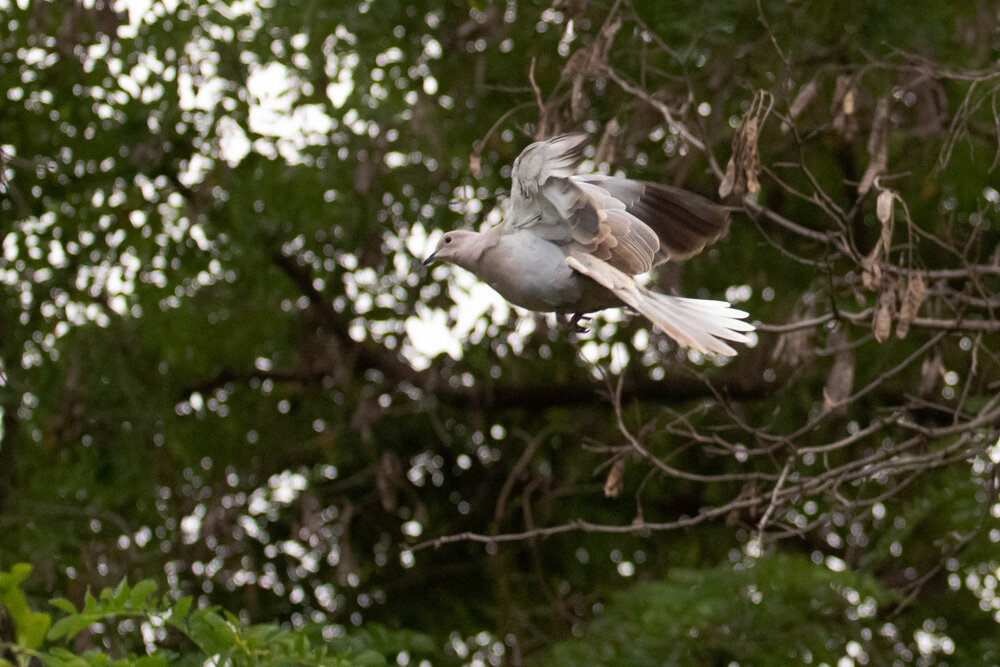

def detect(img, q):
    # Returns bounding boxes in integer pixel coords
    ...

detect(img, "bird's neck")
[453,229,500,273]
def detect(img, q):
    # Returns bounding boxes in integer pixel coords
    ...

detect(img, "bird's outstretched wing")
[506,134,730,274]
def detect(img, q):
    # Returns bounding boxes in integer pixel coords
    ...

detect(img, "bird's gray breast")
[477,231,618,313]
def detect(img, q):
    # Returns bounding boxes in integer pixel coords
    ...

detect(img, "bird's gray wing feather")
[506,134,660,275]
[574,175,731,262]
[505,135,730,274]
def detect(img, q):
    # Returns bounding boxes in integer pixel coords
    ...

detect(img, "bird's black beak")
[422,252,436,267]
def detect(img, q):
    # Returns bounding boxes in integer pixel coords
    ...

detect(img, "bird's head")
[422,230,479,269]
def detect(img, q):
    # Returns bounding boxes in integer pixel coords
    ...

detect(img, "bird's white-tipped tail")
[565,253,754,356]
[630,290,754,356]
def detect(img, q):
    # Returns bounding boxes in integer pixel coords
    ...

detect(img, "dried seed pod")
[823,329,854,414]
[773,324,814,367]
[719,92,770,198]
[877,189,894,224]
[742,117,762,194]
[719,156,738,198]
[831,75,852,116]
[831,75,859,139]
[896,273,926,339]
[604,458,625,498]
[918,349,943,397]
[867,98,890,155]
[791,79,819,117]
[842,90,855,115]
[858,98,890,197]
[873,284,896,343]
[878,200,894,255]
[781,78,819,133]
[861,246,884,291]
[773,299,817,366]
[560,16,621,123]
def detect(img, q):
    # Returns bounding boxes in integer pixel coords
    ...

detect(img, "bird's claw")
[564,313,591,333]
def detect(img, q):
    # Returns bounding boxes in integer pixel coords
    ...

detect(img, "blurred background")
[2,0,1000,664]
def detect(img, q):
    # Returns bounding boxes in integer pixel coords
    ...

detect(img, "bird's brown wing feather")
[506,135,729,275]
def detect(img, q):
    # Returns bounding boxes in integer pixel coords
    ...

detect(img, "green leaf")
[110,578,129,602]
[83,590,98,614]
[48,614,94,642]
[49,597,79,615]
[0,564,51,650]
[129,580,158,607]
[169,596,193,623]
[45,647,92,666]
[349,649,390,666]
[0,563,33,590]
[184,609,237,655]
[18,610,52,651]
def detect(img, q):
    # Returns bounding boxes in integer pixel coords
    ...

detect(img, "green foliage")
[0,566,431,666]
[544,555,894,665]
[0,564,51,652]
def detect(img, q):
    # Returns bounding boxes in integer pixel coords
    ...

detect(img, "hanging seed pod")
[604,458,625,498]
[782,78,819,133]
[918,349,943,397]
[823,329,854,414]
[878,194,895,254]
[896,273,927,339]
[719,92,771,198]
[861,250,883,291]
[873,283,896,343]
[831,75,859,140]
[877,189,894,225]
[858,98,890,197]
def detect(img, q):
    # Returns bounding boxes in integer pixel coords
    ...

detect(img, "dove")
[423,134,754,355]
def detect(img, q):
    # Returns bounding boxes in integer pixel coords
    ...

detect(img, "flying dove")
[423,134,754,355]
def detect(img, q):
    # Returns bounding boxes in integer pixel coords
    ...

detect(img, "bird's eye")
[444,236,452,244]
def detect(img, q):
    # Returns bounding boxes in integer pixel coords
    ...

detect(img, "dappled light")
[2,0,1000,665]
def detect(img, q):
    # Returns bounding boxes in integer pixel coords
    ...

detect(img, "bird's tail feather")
[564,254,754,356]
[631,288,754,356]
